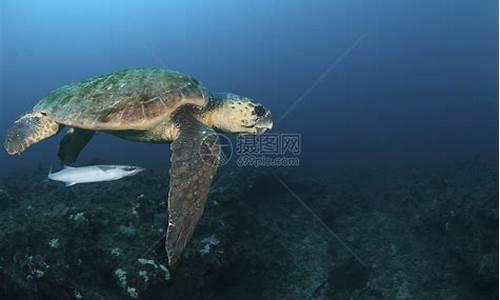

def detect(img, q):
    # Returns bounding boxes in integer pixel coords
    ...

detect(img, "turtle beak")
[255,109,273,135]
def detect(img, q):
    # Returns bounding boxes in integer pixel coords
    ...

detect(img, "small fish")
[48,165,145,187]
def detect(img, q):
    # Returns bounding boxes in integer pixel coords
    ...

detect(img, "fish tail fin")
[40,163,54,183]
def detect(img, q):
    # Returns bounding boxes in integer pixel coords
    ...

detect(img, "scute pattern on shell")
[33,68,208,130]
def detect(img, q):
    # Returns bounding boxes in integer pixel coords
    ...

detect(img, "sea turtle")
[4,68,272,266]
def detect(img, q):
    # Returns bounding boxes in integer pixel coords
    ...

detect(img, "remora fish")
[48,165,145,187]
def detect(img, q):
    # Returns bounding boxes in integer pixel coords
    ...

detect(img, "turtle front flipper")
[166,109,221,267]
[4,112,61,155]
[58,128,95,164]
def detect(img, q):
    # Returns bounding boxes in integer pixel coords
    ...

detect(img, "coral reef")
[0,160,497,299]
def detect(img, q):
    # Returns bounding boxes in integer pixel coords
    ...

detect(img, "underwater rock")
[199,235,220,255]
[49,203,70,217]
[118,225,138,237]
[0,161,497,299]
[0,188,13,209]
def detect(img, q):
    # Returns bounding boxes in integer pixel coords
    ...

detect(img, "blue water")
[0,1,498,299]
[1,0,497,172]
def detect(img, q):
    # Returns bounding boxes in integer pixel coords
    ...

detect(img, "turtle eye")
[254,105,266,117]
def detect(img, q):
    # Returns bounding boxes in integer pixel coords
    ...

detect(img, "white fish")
[48,165,145,187]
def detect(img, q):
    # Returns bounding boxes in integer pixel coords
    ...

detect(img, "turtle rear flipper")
[58,128,95,164]
[166,108,221,267]
[4,112,61,155]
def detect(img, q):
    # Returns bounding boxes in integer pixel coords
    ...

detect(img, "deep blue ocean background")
[0,1,498,299]
[1,0,497,172]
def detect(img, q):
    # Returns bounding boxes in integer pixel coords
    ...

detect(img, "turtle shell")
[33,68,209,130]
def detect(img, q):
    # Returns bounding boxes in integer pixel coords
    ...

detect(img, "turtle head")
[206,93,273,135]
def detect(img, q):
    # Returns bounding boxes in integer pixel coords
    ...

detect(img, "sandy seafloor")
[0,159,497,300]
